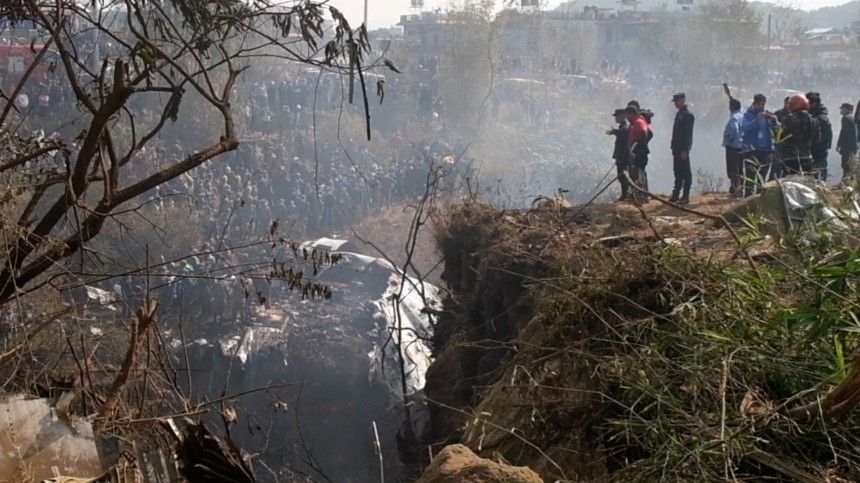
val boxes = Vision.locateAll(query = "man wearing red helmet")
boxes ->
[781,94,818,175]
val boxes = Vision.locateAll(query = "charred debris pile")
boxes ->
[422,187,860,482]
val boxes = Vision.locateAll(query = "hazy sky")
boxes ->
[330,0,856,28]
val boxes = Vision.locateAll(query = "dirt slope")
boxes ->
[421,191,860,482]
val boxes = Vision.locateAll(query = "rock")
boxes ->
[417,444,543,483]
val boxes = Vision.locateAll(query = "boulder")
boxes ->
[417,444,543,483]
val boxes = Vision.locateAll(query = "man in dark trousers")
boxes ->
[806,92,832,181]
[723,98,744,197]
[836,102,857,181]
[782,94,817,175]
[608,108,631,201]
[626,105,651,199]
[670,92,694,204]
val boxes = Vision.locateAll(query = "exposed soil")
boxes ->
[421,193,761,481]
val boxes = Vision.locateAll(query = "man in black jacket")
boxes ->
[782,94,817,175]
[670,92,695,204]
[608,108,631,201]
[807,92,832,181]
[836,102,857,181]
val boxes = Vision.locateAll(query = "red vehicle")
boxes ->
[0,41,54,84]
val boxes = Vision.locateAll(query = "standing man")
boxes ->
[773,96,791,177]
[806,92,832,181]
[608,108,631,201]
[836,102,857,182]
[723,98,744,197]
[626,105,651,199]
[775,96,791,123]
[854,101,860,142]
[741,94,777,193]
[781,94,817,175]
[670,93,694,204]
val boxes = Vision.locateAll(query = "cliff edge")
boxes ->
[421,186,860,481]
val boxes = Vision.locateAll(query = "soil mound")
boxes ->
[417,444,543,483]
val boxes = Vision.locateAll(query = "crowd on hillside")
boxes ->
[608,91,859,205]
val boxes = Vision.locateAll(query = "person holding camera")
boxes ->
[607,108,631,202]
[741,94,777,194]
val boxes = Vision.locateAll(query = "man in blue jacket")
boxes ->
[741,94,778,193]
[723,98,744,197]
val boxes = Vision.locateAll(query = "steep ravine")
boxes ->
[419,198,742,481]
[420,191,860,483]
[422,202,610,481]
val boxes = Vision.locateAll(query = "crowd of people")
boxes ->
[608,91,859,205]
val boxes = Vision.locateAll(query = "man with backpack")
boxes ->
[670,92,695,204]
[626,105,651,200]
[781,94,817,175]
[806,92,832,181]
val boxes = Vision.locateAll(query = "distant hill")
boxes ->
[553,0,860,30]
[800,1,859,29]
[750,1,860,29]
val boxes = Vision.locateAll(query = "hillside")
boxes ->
[419,184,860,481]
[792,0,859,28]
[555,0,860,29]
[751,0,860,29]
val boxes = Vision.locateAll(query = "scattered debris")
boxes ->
[727,176,856,234]
[169,420,256,483]
[594,234,635,247]
[371,272,441,396]
[84,285,118,310]
[219,324,289,366]
[0,395,115,481]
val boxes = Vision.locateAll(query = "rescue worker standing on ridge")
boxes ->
[806,92,832,181]
[741,94,777,194]
[723,97,744,197]
[781,94,817,175]
[626,105,651,199]
[836,102,857,182]
[608,108,631,201]
[670,92,694,204]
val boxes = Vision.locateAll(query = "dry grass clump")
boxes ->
[429,194,860,481]
[541,201,860,481]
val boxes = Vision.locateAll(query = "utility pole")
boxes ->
[767,13,772,49]
[364,0,368,28]
[766,13,772,75]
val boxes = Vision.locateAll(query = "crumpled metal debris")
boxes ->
[219,323,288,366]
[780,177,850,230]
[84,286,118,310]
[727,176,858,235]
[0,395,110,481]
[371,272,441,396]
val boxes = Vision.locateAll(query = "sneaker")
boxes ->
[677,195,690,205]
[668,191,680,203]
